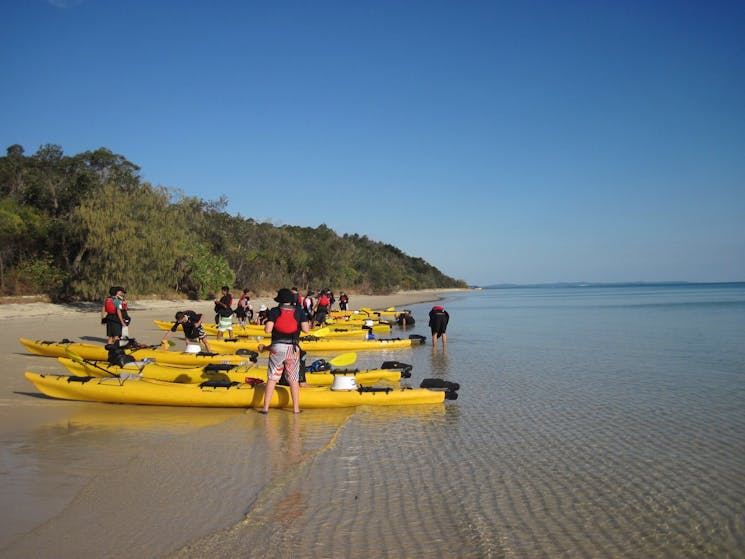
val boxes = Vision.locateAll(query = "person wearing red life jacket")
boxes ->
[258,288,310,414]
[102,286,129,344]
[314,290,331,327]
[235,288,252,327]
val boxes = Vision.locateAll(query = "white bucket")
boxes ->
[185,343,202,354]
[331,375,357,391]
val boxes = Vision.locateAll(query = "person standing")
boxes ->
[259,288,310,414]
[327,290,336,311]
[303,290,315,323]
[339,292,349,311]
[291,287,301,306]
[214,286,234,339]
[235,288,252,327]
[314,290,330,327]
[102,286,128,344]
[428,305,449,347]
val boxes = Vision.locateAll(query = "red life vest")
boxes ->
[274,307,300,334]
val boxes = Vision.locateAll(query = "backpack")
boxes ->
[101,297,116,320]
[274,307,300,334]
[107,344,136,367]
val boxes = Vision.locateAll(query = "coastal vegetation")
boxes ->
[0,144,467,301]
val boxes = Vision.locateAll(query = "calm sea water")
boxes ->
[167,283,745,558]
[5,284,744,558]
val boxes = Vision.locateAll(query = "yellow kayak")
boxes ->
[19,338,257,367]
[24,371,459,409]
[209,334,426,353]
[57,357,413,385]
[204,324,389,339]
[330,307,403,318]
[323,321,392,334]
[155,320,391,337]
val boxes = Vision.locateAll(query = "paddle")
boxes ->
[64,348,119,377]
[307,326,330,338]
[329,352,357,367]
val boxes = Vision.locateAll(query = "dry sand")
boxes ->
[0,289,456,557]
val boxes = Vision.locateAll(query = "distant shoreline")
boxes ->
[482,281,745,289]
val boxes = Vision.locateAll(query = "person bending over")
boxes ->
[161,310,212,353]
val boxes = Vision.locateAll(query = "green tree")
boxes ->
[71,183,191,299]
[181,243,235,299]
[0,199,46,292]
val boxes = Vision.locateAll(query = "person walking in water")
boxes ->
[428,305,449,347]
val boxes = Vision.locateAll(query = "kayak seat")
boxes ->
[199,380,240,389]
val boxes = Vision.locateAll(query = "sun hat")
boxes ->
[274,288,295,304]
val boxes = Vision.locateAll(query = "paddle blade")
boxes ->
[329,352,357,367]
[310,326,330,337]
[64,347,85,363]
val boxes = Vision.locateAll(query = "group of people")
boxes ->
[163,287,314,414]
[208,286,345,330]
[105,283,449,415]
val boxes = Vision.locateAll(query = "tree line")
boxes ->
[0,144,467,301]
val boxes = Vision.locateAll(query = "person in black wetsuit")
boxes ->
[428,305,449,347]
[396,310,415,327]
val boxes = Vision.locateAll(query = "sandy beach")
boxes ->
[0,289,454,558]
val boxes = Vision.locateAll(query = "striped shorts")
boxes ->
[267,343,300,382]
[218,314,233,332]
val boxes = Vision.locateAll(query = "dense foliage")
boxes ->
[0,144,467,301]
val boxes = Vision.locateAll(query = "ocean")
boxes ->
[4,284,744,558]
[167,282,745,558]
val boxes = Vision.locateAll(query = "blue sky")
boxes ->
[2,0,744,285]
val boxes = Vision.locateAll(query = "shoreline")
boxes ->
[0,288,465,321]
[0,288,465,556]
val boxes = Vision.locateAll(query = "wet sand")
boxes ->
[0,290,454,558]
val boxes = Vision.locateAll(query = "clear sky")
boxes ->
[2,0,744,285]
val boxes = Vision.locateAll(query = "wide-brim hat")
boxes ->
[274,288,295,304]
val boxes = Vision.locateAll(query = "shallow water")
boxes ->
[168,284,745,558]
[3,284,745,558]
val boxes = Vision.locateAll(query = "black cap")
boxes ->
[274,288,295,304]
